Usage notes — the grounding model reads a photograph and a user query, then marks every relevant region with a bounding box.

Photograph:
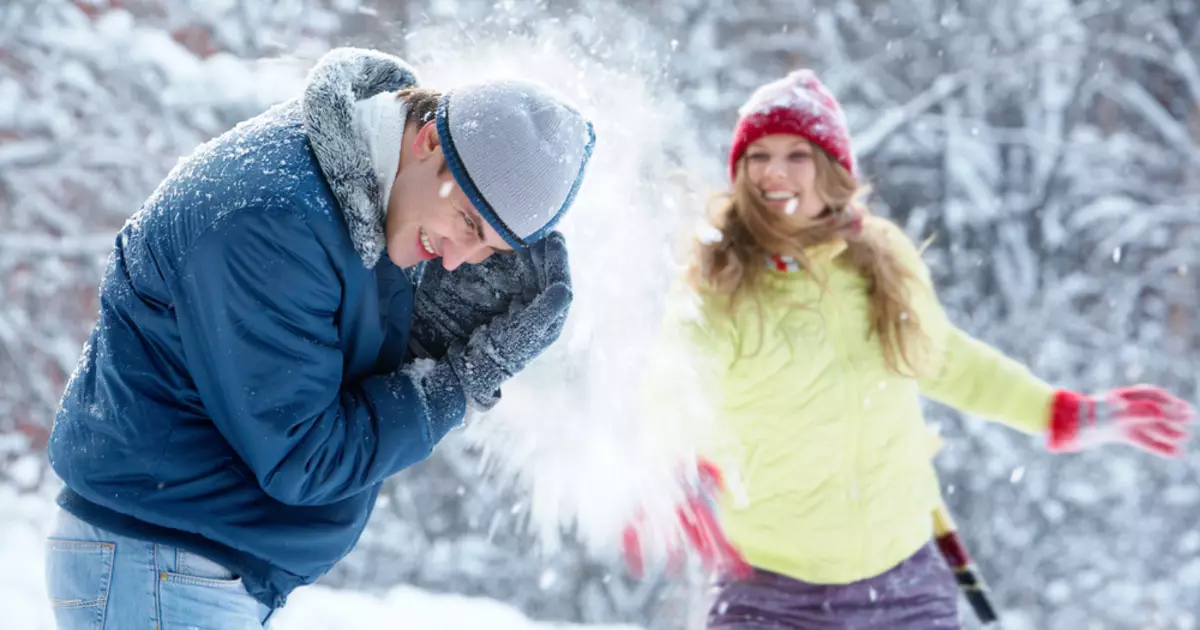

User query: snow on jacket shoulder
[47,48,460,609]
[655,215,1054,585]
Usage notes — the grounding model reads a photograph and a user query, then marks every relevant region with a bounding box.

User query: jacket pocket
[45,539,115,629]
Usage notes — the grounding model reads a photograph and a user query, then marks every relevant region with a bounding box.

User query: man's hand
[411,232,572,408]
[411,232,571,358]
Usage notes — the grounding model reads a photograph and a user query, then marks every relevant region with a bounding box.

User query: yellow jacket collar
[768,239,848,271]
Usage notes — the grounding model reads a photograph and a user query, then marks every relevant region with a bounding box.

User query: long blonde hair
[688,144,928,376]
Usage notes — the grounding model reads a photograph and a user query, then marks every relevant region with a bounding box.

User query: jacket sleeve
[878,220,1055,435]
[919,325,1055,434]
[172,206,464,506]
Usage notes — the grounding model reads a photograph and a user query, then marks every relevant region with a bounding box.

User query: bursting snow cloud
[401,21,728,561]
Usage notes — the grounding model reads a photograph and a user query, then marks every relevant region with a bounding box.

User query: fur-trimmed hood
[302,47,420,268]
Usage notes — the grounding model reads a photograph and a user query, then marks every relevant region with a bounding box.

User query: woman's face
[742,134,825,220]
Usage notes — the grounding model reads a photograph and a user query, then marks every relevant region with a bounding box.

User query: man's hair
[398,87,448,176]
[399,87,442,129]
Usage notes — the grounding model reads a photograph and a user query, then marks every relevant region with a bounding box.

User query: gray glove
[409,231,573,409]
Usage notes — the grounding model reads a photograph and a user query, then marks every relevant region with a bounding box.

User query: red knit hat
[728,70,857,182]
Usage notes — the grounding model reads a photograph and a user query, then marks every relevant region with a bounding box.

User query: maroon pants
[707,543,962,629]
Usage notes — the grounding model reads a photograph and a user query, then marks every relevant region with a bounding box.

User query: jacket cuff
[1047,389,1084,451]
[397,359,466,445]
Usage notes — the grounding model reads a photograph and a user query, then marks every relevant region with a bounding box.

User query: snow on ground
[0,469,640,630]
[271,585,640,630]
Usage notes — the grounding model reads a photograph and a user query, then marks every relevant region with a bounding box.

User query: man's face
[386,122,513,270]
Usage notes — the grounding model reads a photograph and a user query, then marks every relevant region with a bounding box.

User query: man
[44,47,595,628]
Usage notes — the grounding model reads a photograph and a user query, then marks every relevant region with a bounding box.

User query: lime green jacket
[661,217,1055,584]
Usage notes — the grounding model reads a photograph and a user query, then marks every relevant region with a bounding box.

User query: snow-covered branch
[1096,78,1200,165]
[854,74,965,158]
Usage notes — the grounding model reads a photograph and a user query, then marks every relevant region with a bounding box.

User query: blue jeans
[44,509,274,629]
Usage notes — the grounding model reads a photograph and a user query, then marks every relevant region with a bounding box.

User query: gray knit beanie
[436,80,595,249]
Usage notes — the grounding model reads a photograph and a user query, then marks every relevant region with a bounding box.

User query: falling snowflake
[696,222,724,244]
[1010,467,1025,483]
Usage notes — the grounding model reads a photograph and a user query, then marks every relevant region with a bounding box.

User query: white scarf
[352,91,409,213]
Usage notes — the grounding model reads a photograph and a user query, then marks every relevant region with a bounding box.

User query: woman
[629,70,1195,629]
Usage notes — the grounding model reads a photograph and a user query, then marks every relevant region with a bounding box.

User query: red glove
[1048,386,1195,457]
[622,460,751,579]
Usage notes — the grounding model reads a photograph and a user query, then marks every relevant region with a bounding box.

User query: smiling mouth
[419,228,437,257]
[763,190,797,201]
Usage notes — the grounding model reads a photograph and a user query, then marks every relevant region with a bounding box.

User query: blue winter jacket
[47,49,462,608]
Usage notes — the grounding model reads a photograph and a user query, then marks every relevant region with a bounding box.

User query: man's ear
[412,120,440,159]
